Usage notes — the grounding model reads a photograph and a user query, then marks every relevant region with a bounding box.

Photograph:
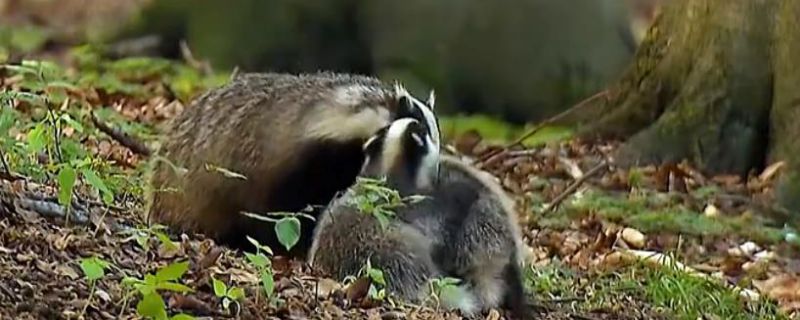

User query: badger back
[146,72,440,255]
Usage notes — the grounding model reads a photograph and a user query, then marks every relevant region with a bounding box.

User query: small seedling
[121,224,179,253]
[211,277,246,313]
[78,256,112,318]
[428,277,465,310]
[243,236,276,302]
[353,259,387,301]
[121,261,194,320]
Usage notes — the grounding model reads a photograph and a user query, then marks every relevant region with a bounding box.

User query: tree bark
[581,0,800,214]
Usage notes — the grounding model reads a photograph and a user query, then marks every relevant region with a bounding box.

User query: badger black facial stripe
[393,83,441,152]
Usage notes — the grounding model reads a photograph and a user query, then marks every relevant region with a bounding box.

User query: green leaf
[261,272,274,298]
[170,314,196,320]
[246,236,274,256]
[80,168,113,204]
[0,107,16,134]
[154,232,178,250]
[155,282,194,293]
[244,252,269,269]
[212,277,227,297]
[137,292,168,320]
[274,217,301,251]
[26,122,47,153]
[368,268,386,286]
[228,287,245,300]
[374,213,390,230]
[438,283,465,307]
[60,113,84,133]
[57,165,77,207]
[155,261,189,282]
[79,257,108,281]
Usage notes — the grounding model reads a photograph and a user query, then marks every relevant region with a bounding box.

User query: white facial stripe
[363,134,381,150]
[381,118,416,173]
[416,134,440,189]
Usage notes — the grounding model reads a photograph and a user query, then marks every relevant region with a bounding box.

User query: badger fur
[309,117,530,318]
[145,71,438,256]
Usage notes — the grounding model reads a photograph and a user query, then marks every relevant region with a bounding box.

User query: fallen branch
[16,196,91,225]
[90,111,152,156]
[476,90,609,166]
[543,160,609,213]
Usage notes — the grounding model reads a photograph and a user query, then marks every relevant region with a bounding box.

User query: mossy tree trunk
[580,0,800,213]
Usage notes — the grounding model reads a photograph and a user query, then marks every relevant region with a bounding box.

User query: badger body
[412,154,528,317]
[146,71,437,256]
[309,118,529,318]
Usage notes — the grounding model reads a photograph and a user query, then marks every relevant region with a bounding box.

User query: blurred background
[0,0,662,140]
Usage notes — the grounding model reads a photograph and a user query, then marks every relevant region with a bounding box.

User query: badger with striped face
[145,71,440,256]
[309,117,530,318]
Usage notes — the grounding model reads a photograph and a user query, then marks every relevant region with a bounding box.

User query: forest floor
[1,45,800,320]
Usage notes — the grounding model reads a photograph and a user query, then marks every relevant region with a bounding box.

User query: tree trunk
[581,0,800,214]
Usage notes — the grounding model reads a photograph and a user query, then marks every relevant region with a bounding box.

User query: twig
[476,90,609,166]
[47,103,65,163]
[0,148,10,176]
[180,40,213,75]
[544,161,609,213]
[90,111,152,156]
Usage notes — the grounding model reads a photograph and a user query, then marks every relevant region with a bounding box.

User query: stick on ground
[90,111,152,156]
[544,161,608,213]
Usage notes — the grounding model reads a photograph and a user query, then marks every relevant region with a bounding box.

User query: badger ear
[426,90,436,110]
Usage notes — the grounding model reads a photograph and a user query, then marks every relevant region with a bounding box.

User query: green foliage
[211,277,246,312]
[1,60,136,203]
[244,237,276,301]
[69,45,228,101]
[57,164,77,206]
[121,224,179,253]
[122,261,194,320]
[543,189,786,244]
[275,217,301,251]
[346,177,427,230]
[523,260,578,299]
[79,256,111,282]
[440,114,521,143]
[428,277,466,310]
[439,114,573,146]
[639,255,786,320]
[0,25,49,57]
[522,259,786,319]
[359,259,387,301]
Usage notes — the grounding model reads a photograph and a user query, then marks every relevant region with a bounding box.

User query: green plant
[240,210,307,252]
[428,277,465,310]
[211,277,246,313]
[121,261,195,320]
[121,224,179,253]
[343,259,388,301]
[346,177,427,230]
[243,236,276,302]
[78,256,112,318]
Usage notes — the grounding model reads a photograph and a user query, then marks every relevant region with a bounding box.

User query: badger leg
[501,259,532,319]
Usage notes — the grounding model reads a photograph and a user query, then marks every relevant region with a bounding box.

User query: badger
[309,117,530,318]
[145,71,439,256]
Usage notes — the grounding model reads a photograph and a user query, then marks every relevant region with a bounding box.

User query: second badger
[309,118,529,317]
